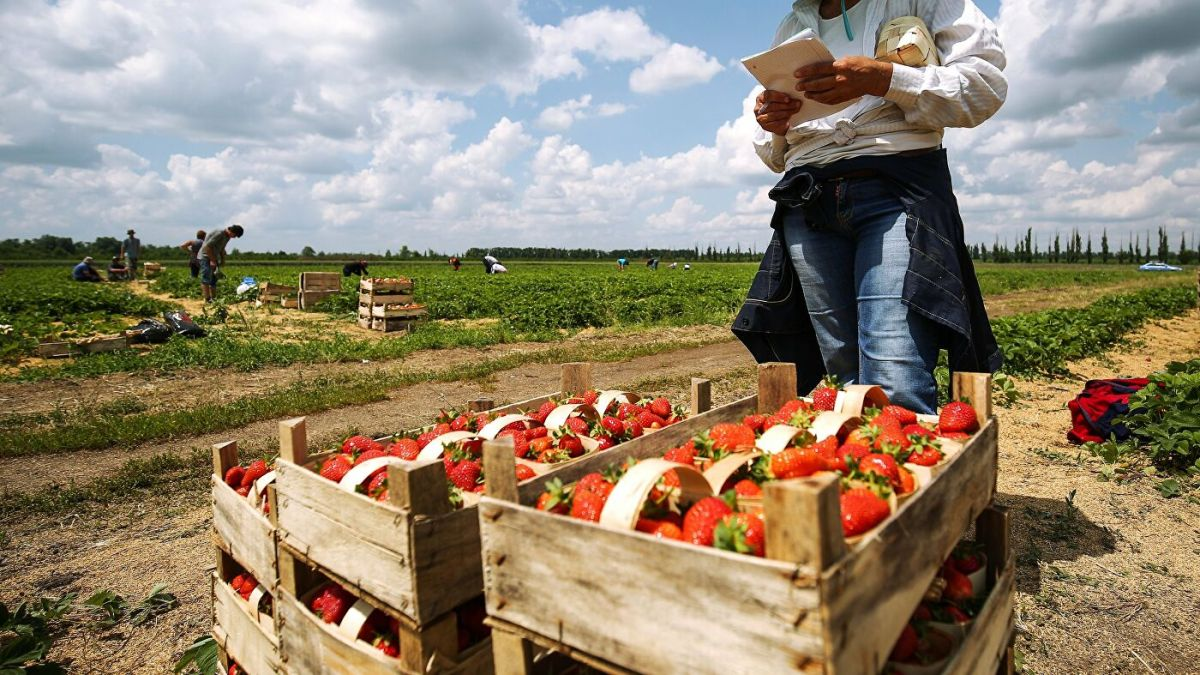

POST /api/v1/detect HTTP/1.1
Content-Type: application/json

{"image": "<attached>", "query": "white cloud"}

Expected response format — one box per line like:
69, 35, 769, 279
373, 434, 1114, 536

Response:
536, 95, 629, 131
630, 44, 724, 94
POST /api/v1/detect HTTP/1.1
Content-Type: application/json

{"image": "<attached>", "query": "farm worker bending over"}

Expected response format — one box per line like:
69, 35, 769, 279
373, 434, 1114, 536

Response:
491, 262, 509, 274
482, 255, 499, 274
734, 0, 1007, 413
179, 230, 206, 279
343, 259, 369, 277
72, 256, 102, 282
120, 229, 141, 279
200, 224, 245, 303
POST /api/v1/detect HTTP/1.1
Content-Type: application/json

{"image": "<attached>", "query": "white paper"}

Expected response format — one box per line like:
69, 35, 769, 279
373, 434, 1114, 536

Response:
741, 29, 860, 126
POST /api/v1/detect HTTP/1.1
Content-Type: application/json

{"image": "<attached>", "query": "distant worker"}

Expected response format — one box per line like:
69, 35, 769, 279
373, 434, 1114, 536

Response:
683, 263, 691, 271
669, 262, 678, 270
107, 256, 129, 281
646, 258, 659, 271
120, 229, 141, 279
179, 229, 206, 279
491, 262, 509, 274
483, 254, 499, 274
72, 256, 102, 282
449, 256, 462, 271
200, 224, 245, 303
343, 259, 369, 277
616, 257, 628, 271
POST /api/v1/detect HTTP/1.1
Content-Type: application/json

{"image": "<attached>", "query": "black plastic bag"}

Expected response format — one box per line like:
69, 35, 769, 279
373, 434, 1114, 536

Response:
127, 318, 172, 344
164, 310, 206, 338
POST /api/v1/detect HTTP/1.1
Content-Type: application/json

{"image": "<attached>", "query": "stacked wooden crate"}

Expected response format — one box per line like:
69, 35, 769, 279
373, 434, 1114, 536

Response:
478, 365, 1015, 675
298, 272, 342, 310
142, 262, 164, 278
211, 442, 283, 675
35, 332, 131, 358
357, 278, 426, 332
257, 282, 299, 308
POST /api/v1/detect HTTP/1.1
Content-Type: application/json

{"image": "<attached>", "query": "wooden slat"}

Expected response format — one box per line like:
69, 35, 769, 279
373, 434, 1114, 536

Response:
483, 439, 519, 503
479, 498, 825, 674
942, 561, 1015, 675
212, 441, 239, 478
690, 378, 712, 416
299, 272, 342, 291
952, 371, 993, 427
389, 459, 451, 516
408, 508, 484, 624
559, 362, 592, 397
279, 418, 309, 466
758, 362, 797, 413
820, 419, 1000, 675
211, 477, 277, 587
211, 572, 281, 675
359, 292, 416, 305
277, 589, 406, 675
765, 473, 846, 569
491, 628, 535, 675
34, 342, 71, 358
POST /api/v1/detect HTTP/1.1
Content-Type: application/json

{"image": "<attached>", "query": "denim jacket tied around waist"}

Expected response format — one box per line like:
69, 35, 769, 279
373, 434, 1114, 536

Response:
731, 149, 1002, 394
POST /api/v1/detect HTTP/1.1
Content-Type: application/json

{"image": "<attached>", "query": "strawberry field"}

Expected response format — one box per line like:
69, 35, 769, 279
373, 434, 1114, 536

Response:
0, 260, 1198, 674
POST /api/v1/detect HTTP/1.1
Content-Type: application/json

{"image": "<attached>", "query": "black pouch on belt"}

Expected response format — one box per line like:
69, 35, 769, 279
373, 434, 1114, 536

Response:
767, 169, 829, 230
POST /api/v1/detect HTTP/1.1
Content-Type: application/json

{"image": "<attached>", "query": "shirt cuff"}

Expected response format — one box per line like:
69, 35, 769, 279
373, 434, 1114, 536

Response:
884, 63, 924, 109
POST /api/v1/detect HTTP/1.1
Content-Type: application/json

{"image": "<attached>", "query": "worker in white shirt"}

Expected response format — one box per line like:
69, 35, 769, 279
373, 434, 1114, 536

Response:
740, 0, 1006, 413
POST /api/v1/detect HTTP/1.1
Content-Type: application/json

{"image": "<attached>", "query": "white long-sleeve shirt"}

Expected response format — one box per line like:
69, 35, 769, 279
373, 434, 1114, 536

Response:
753, 0, 1007, 171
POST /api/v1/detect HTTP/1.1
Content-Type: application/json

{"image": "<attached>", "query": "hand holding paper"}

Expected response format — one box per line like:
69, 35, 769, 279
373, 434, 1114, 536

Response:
742, 29, 861, 127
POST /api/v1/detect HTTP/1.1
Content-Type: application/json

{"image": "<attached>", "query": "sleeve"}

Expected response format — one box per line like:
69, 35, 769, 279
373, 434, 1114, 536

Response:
751, 13, 806, 173
882, 0, 1008, 129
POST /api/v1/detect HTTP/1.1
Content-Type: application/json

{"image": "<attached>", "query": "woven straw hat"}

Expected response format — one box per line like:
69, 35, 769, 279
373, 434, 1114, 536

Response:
876, 16, 940, 67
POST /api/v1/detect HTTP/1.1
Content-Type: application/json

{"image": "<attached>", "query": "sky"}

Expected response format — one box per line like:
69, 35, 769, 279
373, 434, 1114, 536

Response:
1, 0, 1198, 255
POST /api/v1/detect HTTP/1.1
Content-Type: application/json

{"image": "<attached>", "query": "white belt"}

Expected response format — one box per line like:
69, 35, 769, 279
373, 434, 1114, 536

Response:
787, 118, 917, 158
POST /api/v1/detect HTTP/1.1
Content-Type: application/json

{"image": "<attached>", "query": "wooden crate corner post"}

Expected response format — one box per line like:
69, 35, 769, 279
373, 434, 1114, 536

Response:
764, 473, 847, 570
482, 438, 519, 503
691, 378, 712, 416
386, 458, 452, 516
757, 362, 798, 414
559, 362, 592, 397
212, 440, 239, 483
278, 417, 309, 465
951, 372, 993, 427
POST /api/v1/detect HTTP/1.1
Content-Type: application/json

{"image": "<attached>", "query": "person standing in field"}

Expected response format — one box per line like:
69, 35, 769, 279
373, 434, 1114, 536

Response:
120, 229, 141, 279
734, 0, 1006, 413
179, 230, 206, 279
199, 224, 245, 303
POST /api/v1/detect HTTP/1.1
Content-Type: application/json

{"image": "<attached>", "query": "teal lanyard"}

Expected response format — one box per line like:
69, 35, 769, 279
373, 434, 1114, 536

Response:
841, 0, 854, 41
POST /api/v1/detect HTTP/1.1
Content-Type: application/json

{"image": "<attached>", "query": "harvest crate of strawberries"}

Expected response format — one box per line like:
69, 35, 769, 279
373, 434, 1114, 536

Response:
270, 363, 705, 631
211, 549, 281, 675
477, 362, 1012, 675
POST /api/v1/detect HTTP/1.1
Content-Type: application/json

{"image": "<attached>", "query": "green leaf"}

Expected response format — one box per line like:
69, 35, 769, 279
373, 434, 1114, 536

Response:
1157, 478, 1182, 498
173, 635, 219, 675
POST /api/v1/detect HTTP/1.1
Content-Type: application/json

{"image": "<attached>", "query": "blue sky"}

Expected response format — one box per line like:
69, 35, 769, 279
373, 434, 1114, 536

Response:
0, 0, 1197, 254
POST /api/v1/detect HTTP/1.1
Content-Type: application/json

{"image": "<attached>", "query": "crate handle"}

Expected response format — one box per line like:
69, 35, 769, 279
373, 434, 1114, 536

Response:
598, 459, 713, 531
837, 384, 889, 416
592, 390, 640, 416
417, 431, 480, 461
809, 412, 862, 442
477, 414, 533, 440
702, 451, 762, 494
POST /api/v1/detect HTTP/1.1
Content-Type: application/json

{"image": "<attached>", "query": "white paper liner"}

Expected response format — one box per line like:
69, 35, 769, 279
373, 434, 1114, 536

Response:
337, 456, 406, 492
477, 414, 532, 440
592, 390, 639, 416
337, 598, 375, 639
755, 424, 808, 455
598, 459, 713, 531
417, 431, 480, 461
248, 470, 277, 507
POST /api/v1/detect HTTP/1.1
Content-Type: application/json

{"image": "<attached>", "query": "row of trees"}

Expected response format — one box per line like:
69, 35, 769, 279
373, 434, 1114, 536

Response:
969, 227, 1197, 265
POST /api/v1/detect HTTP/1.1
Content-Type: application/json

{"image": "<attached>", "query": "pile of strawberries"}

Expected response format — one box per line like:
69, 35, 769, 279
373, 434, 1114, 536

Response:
311, 390, 683, 505
305, 581, 490, 659
228, 572, 273, 615
888, 541, 987, 669
221, 459, 272, 513
534, 396, 980, 557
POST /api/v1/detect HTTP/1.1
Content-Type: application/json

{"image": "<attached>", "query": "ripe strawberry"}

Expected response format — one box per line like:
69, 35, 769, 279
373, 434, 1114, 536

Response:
514, 464, 536, 481
939, 401, 979, 434
355, 448, 386, 465
530, 401, 557, 424
309, 583, 354, 624
616, 402, 643, 420
770, 445, 825, 479
555, 433, 585, 457
241, 459, 268, 488
446, 459, 482, 491
575, 472, 614, 499
497, 429, 529, 458
387, 438, 421, 460
449, 413, 471, 431
897, 466, 916, 495
761, 413, 788, 431
913, 603, 933, 621
872, 413, 903, 435
580, 390, 600, 406
625, 419, 644, 438
889, 624, 918, 662
708, 423, 756, 453
342, 435, 378, 455
569, 489, 607, 521
873, 427, 912, 454
473, 413, 491, 431
942, 604, 972, 623
682, 496, 733, 546
938, 430, 971, 441
319, 455, 352, 483
952, 549, 985, 574
536, 478, 570, 514
600, 416, 626, 437
649, 397, 672, 418
903, 423, 935, 440
880, 405, 917, 425
906, 439, 943, 467
860, 453, 901, 490
742, 413, 768, 432
635, 410, 667, 430
565, 416, 590, 436
528, 435, 553, 455
223, 466, 245, 488
713, 512, 765, 557
942, 567, 974, 601
229, 664, 240, 675
595, 435, 616, 451
663, 444, 697, 466
367, 469, 388, 500
812, 386, 838, 412
525, 426, 548, 440
733, 479, 762, 498
636, 518, 684, 540
415, 430, 439, 449
235, 485, 251, 497
839, 487, 891, 537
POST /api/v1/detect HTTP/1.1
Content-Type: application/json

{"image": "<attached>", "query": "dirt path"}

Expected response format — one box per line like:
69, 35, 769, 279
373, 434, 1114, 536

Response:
0, 336, 752, 492
0, 311, 1197, 673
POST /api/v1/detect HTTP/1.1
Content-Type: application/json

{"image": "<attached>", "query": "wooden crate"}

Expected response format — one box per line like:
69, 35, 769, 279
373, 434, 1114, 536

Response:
212, 550, 282, 675
299, 290, 340, 310
300, 272, 342, 292
281, 296, 300, 309
143, 262, 164, 278
359, 292, 416, 306
364, 303, 427, 320
259, 282, 298, 302
273, 364, 717, 630
360, 278, 415, 295
277, 547, 493, 675
35, 333, 130, 358
478, 364, 1013, 675
212, 442, 278, 596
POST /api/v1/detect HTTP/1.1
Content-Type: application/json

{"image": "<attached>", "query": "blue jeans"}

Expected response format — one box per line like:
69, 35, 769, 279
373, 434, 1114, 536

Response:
781, 176, 940, 413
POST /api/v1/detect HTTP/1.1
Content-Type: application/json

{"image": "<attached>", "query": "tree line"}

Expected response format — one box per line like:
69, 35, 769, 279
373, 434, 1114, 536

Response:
969, 227, 1197, 265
